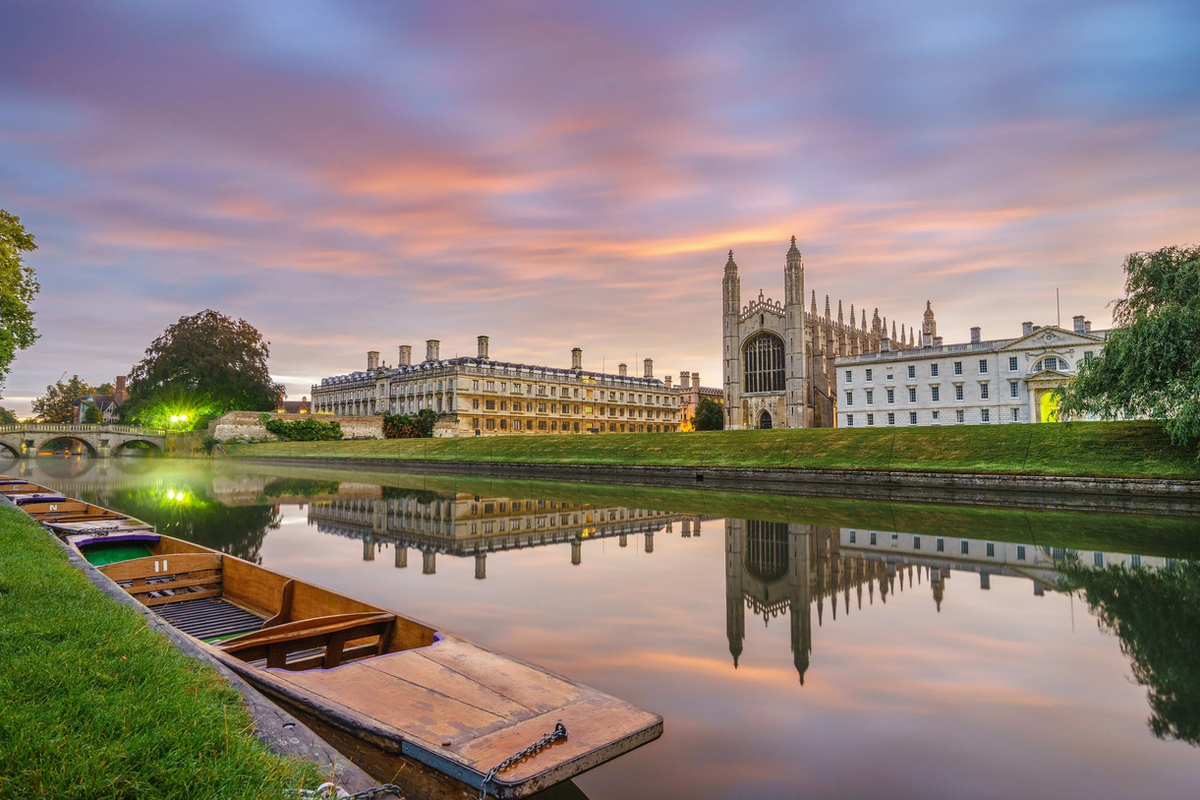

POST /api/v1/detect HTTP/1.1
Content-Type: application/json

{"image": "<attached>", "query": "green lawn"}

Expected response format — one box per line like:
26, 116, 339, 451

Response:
0, 506, 322, 799
227, 420, 1200, 479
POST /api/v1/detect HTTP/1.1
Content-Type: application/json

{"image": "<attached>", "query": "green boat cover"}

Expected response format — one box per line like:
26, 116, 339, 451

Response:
83, 542, 155, 567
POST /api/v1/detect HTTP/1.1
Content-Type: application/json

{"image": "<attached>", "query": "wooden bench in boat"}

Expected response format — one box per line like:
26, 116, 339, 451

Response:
20, 500, 126, 522
99, 553, 225, 606
220, 612, 396, 671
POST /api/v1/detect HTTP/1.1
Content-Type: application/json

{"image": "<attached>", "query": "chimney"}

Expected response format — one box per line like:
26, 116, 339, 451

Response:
644, 358, 653, 378
367, 351, 380, 371
970, 327, 981, 344
664, 375, 673, 389
881, 337, 890, 352
679, 371, 691, 390
923, 332, 932, 348
1072, 315, 1086, 334
1022, 321, 1034, 336
425, 339, 440, 362
618, 363, 627, 377
933, 336, 943, 347
691, 372, 700, 390
114, 375, 126, 405
398, 345, 412, 366
571, 347, 582, 370
1084, 319, 1092, 333
477, 335, 490, 360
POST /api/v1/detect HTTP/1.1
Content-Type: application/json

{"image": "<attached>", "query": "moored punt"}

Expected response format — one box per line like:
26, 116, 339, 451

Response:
0, 478, 56, 497
16, 497, 155, 534
59, 520, 661, 798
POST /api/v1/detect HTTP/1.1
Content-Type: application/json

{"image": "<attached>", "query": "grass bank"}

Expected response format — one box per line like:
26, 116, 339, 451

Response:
227, 420, 1200, 479
0, 506, 321, 799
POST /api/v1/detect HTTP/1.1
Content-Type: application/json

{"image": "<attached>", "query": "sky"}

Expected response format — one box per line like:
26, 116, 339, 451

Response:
1, 0, 1198, 415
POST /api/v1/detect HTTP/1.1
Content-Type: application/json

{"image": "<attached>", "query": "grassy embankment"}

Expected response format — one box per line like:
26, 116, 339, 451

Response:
0, 506, 321, 798
227, 420, 1200, 479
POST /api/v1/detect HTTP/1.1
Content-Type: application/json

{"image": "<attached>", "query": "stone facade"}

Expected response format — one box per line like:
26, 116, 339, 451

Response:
209, 411, 383, 443
722, 238, 912, 429
835, 313, 1108, 427
311, 339, 685, 436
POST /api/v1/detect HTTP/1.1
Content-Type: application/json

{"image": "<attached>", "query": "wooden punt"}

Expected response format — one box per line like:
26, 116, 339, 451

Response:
60, 529, 662, 798
12, 496, 156, 536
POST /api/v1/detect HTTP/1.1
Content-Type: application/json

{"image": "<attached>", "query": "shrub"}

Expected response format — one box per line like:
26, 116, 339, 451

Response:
383, 409, 439, 439
201, 435, 220, 454
262, 417, 342, 442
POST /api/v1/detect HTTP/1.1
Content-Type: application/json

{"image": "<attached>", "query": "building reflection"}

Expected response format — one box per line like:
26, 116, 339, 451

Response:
725, 520, 1174, 683
308, 491, 713, 577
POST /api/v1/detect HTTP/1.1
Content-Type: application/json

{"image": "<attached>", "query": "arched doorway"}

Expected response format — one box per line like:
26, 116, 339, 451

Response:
1038, 391, 1060, 423
758, 410, 773, 429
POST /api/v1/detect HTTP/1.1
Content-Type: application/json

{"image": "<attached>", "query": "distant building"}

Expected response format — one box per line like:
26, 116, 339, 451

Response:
677, 371, 723, 431
72, 376, 126, 423
722, 238, 913, 430
311, 337, 686, 436
275, 395, 310, 414
835, 309, 1108, 427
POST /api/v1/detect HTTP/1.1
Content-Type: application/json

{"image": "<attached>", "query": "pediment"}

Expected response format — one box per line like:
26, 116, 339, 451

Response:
998, 326, 1103, 351
1024, 369, 1073, 382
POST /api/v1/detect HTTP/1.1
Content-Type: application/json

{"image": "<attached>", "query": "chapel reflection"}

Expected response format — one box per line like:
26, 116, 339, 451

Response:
308, 490, 711, 577
725, 519, 1175, 683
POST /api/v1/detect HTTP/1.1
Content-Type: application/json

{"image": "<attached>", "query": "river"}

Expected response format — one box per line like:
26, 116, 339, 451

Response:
7, 454, 1199, 800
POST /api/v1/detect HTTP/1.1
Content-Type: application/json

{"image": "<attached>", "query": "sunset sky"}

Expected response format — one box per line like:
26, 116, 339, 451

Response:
2, 0, 1197, 414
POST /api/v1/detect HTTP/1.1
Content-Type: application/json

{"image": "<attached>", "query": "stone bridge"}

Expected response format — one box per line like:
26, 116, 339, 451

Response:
0, 423, 168, 458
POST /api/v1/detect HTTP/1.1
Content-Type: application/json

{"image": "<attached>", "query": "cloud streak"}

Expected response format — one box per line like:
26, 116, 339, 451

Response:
0, 0, 1197, 411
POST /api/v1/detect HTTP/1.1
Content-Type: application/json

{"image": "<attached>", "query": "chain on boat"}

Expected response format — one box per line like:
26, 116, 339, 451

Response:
478, 722, 569, 799
296, 782, 405, 799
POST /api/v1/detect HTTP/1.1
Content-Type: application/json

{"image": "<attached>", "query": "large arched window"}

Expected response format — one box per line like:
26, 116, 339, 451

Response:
743, 334, 785, 394
745, 520, 789, 582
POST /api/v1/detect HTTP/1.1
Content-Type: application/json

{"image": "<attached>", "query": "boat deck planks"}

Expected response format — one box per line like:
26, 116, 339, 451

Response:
273, 652, 515, 746
368, 648, 535, 720
416, 638, 580, 714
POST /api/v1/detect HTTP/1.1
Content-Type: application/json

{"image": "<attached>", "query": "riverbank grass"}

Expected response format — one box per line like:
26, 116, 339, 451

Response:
227, 420, 1200, 479
0, 506, 321, 798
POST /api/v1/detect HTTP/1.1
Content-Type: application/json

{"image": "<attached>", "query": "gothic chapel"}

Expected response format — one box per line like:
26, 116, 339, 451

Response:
722, 238, 911, 429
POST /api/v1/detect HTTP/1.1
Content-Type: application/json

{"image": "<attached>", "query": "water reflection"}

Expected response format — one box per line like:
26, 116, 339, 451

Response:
11, 458, 1200, 799
310, 491, 701, 575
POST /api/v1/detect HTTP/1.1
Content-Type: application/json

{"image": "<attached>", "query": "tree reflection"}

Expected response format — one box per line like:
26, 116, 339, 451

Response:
1060, 560, 1200, 746
93, 487, 280, 564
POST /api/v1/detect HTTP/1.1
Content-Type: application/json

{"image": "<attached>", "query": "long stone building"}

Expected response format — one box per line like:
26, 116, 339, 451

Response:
722, 238, 914, 429
311, 337, 684, 436
835, 311, 1108, 427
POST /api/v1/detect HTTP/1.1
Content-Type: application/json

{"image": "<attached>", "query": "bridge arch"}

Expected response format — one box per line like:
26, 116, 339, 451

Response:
112, 438, 165, 457
37, 435, 98, 457
0, 440, 20, 459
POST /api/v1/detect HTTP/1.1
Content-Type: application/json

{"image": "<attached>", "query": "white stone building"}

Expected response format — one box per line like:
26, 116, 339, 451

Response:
835, 307, 1107, 428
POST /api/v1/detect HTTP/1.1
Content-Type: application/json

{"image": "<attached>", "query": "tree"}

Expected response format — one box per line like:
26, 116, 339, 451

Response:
692, 397, 725, 431
1060, 245, 1200, 449
32, 375, 93, 423
1059, 559, 1200, 745
82, 404, 101, 424
0, 209, 40, 390
122, 310, 284, 427
0, 403, 15, 425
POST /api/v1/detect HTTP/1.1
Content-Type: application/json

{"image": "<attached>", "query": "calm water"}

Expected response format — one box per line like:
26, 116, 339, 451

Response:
8, 455, 1200, 800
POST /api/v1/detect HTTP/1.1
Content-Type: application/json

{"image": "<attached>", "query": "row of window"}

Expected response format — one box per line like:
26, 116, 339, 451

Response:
846, 407, 1021, 426
848, 532, 1012, 558
846, 354, 1087, 385
845, 380, 1027, 406
469, 399, 672, 420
